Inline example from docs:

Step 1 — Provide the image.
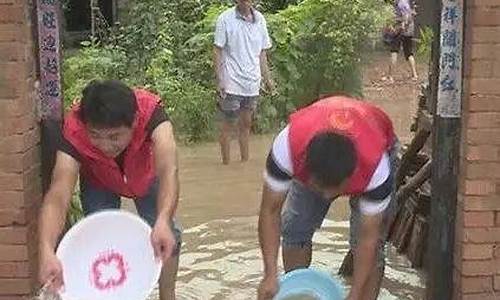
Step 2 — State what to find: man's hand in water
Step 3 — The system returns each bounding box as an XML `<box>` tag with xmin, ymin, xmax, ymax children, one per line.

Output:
<box><xmin>151</xmin><ymin>217</ymin><xmax>176</xmax><ymax>262</ymax></box>
<box><xmin>39</xmin><ymin>249</ymin><xmax>64</xmax><ymax>292</ymax></box>
<box><xmin>257</xmin><ymin>275</ymin><xmax>279</xmax><ymax>300</ymax></box>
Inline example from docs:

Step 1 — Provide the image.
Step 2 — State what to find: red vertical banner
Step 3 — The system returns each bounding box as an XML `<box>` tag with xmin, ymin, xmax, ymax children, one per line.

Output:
<box><xmin>36</xmin><ymin>0</ymin><xmax>63</xmax><ymax>120</ymax></box>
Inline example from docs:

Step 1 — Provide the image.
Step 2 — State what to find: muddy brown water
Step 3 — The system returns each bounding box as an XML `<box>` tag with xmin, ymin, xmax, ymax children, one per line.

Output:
<box><xmin>152</xmin><ymin>137</ymin><xmax>425</xmax><ymax>300</ymax></box>
<box><xmin>128</xmin><ymin>55</ymin><xmax>428</xmax><ymax>299</ymax></box>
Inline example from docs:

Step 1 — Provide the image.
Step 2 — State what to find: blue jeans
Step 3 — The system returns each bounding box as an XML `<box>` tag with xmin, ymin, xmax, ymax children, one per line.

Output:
<box><xmin>80</xmin><ymin>178</ymin><xmax>182</xmax><ymax>255</ymax></box>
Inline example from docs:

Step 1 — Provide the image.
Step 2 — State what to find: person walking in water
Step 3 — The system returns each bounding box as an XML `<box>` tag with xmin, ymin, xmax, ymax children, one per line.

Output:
<box><xmin>213</xmin><ymin>0</ymin><xmax>275</xmax><ymax>164</ymax></box>
<box><xmin>257</xmin><ymin>95</ymin><xmax>399</xmax><ymax>300</ymax></box>
<box><xmin>387</xmin><ymin>0</ymin><xmax>418</xmax><ymax>82</ymax></box>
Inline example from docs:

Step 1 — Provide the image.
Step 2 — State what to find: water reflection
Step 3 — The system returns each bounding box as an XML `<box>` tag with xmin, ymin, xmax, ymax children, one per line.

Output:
<box><xmin>142</xmin><ymin>135</ymin><xmax>425</xmax><ymax>299</ymax></box>
<box><xmin>156</xmin><ymin>216</ymin><xmax>425</xmax><ymax>300</ymax></box>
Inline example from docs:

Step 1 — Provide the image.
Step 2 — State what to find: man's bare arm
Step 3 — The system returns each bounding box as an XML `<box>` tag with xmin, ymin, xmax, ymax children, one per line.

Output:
<box><xmin>39</xmin><ymin>151</ymin><xmax>80</xmax><ymax>254</ymax></box>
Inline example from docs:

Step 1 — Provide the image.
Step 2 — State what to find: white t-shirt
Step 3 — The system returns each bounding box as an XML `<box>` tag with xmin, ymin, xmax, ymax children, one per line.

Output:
<box><xmin>264</xmin><ymin>126</ymin><xmax>393</xmax><ymax>215</ymax></box>
<box><xmin>214</xmin><ymin>7</ymin><xmax>272</xmax><ymax>97</ymax></box>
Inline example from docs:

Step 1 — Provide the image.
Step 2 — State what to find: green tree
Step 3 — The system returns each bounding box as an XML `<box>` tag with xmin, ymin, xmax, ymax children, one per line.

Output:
<box><xmin>63</xmin><ymin>0</ymin><xmax>391</xmax><ymax>139</ymax></box>
<box><xmin>257</xmin><ymin>0</ymin><xmax>302</xmax><ymax>13</ymax></box>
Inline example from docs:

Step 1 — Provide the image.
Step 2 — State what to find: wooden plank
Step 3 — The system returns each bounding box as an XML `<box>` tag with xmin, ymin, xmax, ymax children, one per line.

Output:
<box><xmin>394</xmin><ymin>198</ymin><xmax>417</xmax><ymax>253</ymax></box>
<box><xmin>407</xmin><ymin>214</ymin><xmax>428</xmax><ymax>268</ymax></box>
<box><xmin>427</xmin><ymin>118</ymin><xmax>460</xmax><ymax>299</ymax></box>
<box><xmin>396</xmin><ymin>129</ymin><xmax>431</xmax><ymax>187</ymax></box>
<box><xmin>427</xmin><ymin>0</ymin><xmax>463</xmax><ymax>297</ymax></box>
<box><xmin>36</xmin><ymin>0</ymin><xmax>63</xmax><ymax>120</ymax></box>
<box><xmin>340</xmin><ymin>160</ymin><xmax>432</xmax><ymax>277</ymax></box>
<box><xmin>396</xmin><ymin>160</ymin><xmax>432</xmax><ymax>203</ymax></box>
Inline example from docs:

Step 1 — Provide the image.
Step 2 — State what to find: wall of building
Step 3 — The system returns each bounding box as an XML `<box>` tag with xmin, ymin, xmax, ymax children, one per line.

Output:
<box><xmin>0</xmin><ymin>0</ymin><xmax>42</xmax><ymax>298</ymax></box>
<box><xmin>454</xmin><ymin>0</ymin><xmax>500</xmax><ymax>299</ymax></box>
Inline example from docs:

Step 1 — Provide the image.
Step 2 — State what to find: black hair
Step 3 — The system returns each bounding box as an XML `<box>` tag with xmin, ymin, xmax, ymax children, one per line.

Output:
<box><xmin>79</xmin><ymin>80</ymin><xmax>137</xmax><ymax>128</ymax></box>
<box><xmin>305</xmin><ymin>131</ymin><xmax>357</xmax><ymax>187</ymax></box>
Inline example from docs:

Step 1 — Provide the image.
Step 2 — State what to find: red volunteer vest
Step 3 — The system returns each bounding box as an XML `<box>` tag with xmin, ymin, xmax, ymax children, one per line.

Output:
<box><xmin>63</xmin><ymin>89</ymin><xmax>160</xmax><ymax>198</ymax></box>
<box><xmin>289</xmin><ymin>96</ymin><xmax>395</xmax><ymax>195</ymax></box>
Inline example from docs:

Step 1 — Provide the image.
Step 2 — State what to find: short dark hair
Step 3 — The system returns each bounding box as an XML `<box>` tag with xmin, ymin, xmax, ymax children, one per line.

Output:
<box><xmin>80</xmin><ymin>80</ymin><xmax>137</xmax><ymax>128</ymax></box>
<box><xmin>305</xmin><ymin>131</ymin><xmax>357</xmax><ymax>188</ymax></box>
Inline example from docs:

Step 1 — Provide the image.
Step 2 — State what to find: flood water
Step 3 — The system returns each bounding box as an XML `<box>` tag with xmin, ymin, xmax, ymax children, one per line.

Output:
<box><xmin>140</xmin><ymin>55</ymin><xmax>427</xmax><ymax>299</ymax></box>
<box><xmin>139</xmin><ymin>135</ymin><xmax>425</xmax><ymax>300</ymax></box>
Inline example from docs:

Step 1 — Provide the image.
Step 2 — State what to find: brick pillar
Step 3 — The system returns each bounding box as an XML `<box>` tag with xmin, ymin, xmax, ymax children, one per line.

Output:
<box><xmin>0</xmin><ymin>1</ymin><xmax>41</xmax><ymax>299</ymax></box>
<box><xmin>454</xmin><ymin>0</ymin><xmax>500</xmax><ymax>298</ymax></box>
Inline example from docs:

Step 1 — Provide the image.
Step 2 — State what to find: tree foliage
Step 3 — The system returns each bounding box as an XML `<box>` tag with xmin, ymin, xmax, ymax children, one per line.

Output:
<box><xmin>63</xmin><ymin>0</ymin><xmax>391</xmax><ymax>141</ymax></box>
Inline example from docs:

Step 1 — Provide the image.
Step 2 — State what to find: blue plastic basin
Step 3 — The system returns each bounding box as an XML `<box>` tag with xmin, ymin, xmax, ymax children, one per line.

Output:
<box><xmin>274</xmin><ymin>268</ymin><xmax>344</xmax><ymax>300</ymax></box>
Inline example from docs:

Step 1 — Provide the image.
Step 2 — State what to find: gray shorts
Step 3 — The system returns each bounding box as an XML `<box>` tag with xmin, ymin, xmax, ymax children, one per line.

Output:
<box><xmin>281</xmin><ymin>142</ymin><xmax>399</xmax><ymax>269</ymax></box>
<box><xmin>217</xmin><ymin>93</ymin><xmax>259</xmax><ymax>122</ymax></box>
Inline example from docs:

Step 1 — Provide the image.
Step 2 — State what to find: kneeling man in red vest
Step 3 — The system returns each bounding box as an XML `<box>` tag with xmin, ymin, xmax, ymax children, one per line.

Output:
<box><xmin>38</xmin><ymin>80</ymin><xmax>181</xmax><ymax>300</ymax></box>
<box><xmin>258</xmin><ymin>95</ymin><xmax>398</xmax><ymax>300</ymax></box>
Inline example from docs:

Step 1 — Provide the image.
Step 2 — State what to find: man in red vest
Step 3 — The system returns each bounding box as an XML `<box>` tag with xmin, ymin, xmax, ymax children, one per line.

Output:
<box><xmin>38</xmin><ymin>80</ymin><xmax>181</xmax><ymax>300</ymax></box>
<box><xmin>257</xmin><ymin>96</ymin><xmax>398</xmax><ymax>300</ymax></box>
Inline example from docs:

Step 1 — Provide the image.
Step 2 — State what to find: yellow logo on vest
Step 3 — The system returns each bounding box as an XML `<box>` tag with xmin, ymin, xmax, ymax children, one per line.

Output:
<box><xmin>329</xmin><ymin>111</ymin><xmax>354</xmax><ymax>131</ymax></box>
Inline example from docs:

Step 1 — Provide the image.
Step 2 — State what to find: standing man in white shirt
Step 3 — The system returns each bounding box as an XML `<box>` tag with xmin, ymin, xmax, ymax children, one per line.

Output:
<box><xmin>214</xmin><ymin>0</ymin><xmax>275</xmax><ymax>165</ymax></box>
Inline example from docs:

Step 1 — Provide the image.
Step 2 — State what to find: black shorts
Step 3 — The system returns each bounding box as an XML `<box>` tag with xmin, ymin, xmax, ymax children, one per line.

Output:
<box><xmin>390</xmin><ymin>35</ymin><xmax>415</xmax><ymax>60</ymax></box>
